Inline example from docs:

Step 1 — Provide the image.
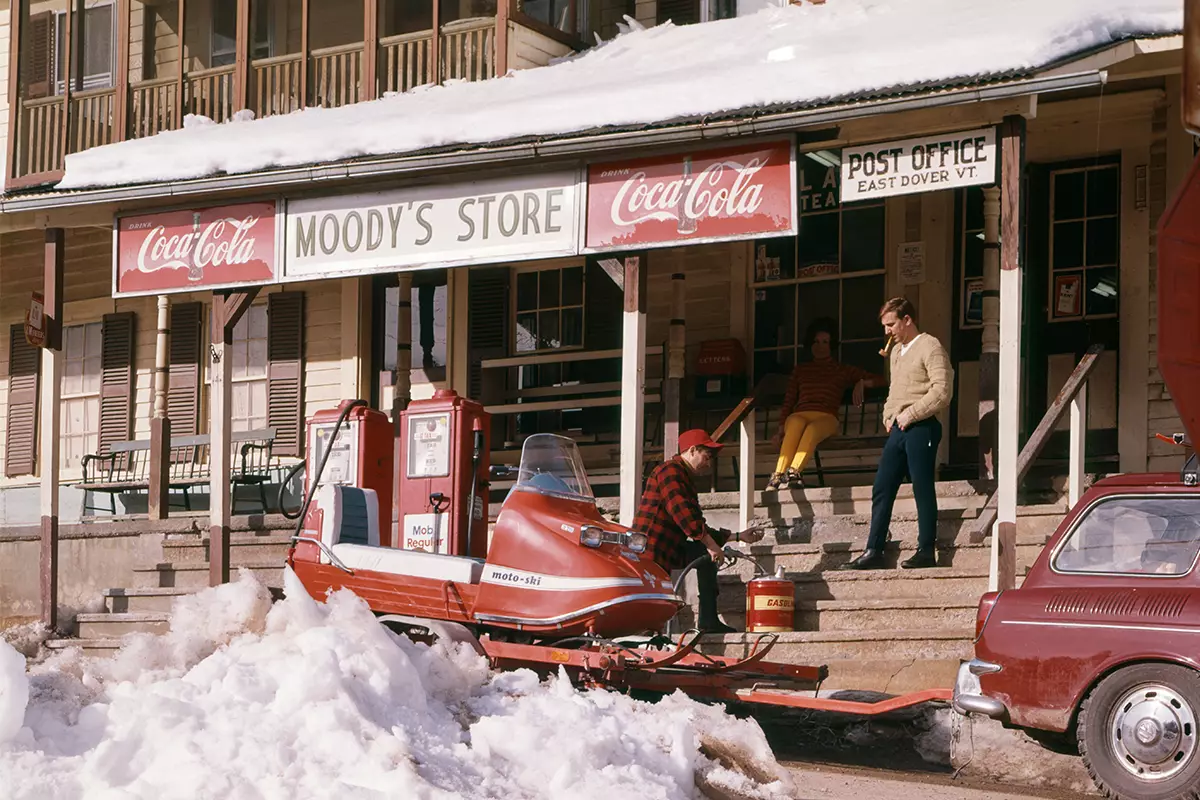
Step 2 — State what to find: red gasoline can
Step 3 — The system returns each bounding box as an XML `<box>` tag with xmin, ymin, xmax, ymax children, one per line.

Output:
<box><xmin>745</xmin><ymin>567</ymin><xmax>795</xmax><ymax>633</ymax></box>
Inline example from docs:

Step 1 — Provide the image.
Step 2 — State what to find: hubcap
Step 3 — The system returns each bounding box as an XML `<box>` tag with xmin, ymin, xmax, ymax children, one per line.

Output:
<box><xmin>1109</xmin><ymin>683</ymin><xmax>1197</xmax><ymax>782</ymax></box>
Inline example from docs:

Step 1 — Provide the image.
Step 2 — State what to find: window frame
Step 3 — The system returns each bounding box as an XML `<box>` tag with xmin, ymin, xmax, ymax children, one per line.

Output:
<box><xmin>229</xmin><ymin>302</ymin><xmax>270</xmax><ymax>433</ymax></box>
<box><xmin>59</xmin><ymin>321</ymin><xmax>104</xmax><ymax>471</ymax></box>
<box><xmin>1049</xmin><ymin>493</ymin><xmax>1200</xmax><ymax>579</ymax></box>
<box><xmin>1046</xmin><ymin>162</ymin><xmax>1121</xmax><ymax>324</ymax></box>
<box><xmin>211</xmin><ymin>0</ymin><xmax>274</xmax><ymax>68</ymax></box>
<box><xmin>511</xmin><ymin>261</ymin><xmax>587</xmax><ymax>356</ymax></box>
<box><xmin>52</xmin><ymin>1</ymin><xmax>117</xmax><ymax>94</ymax></box>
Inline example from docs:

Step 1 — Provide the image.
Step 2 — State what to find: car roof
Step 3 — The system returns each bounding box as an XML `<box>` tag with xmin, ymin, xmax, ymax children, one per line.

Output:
<box><xmin>1091</xmin><ymin>472</ymin><xmax>1193</xmax><ymax>490</ymax></box>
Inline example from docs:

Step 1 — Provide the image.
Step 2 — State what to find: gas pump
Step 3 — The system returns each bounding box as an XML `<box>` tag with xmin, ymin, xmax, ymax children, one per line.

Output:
<box><xmin>395</xmin><ymin>388</ymin><xmax>490</xmax><ymax>559</ymax></box>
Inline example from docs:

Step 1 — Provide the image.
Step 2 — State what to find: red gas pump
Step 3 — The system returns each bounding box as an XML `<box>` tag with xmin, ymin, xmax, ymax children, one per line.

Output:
<box><xmin>395</xmin><ymin>388</ymin><xmax>491</xmax><ymax>559</ymax></box>
<box><xmin>304</xmin><ymin>400</ymin><xmax>394</xmax><ymax>546</ymax></box>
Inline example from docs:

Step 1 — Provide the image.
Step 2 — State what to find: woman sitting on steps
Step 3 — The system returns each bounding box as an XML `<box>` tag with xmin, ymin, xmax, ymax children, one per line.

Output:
<box><xmin>768</xmin><ymin>318</ymin><xmax>886</xmax><ymax>490</ymax></box>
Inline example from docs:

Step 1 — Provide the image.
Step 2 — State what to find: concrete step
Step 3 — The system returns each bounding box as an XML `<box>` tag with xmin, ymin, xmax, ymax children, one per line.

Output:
<box><xmin>717</xmin><ymin>566</ymin><xmax>999</xmax><ymax>606</ymax></box>
<box><xmin>75</xmin><ymin>611</ymin><xmax>171</xmax><ymax>639</ymax></box>
<box><xmin>44</xmin><ymin>637</ymin><xmax>123</xmax><ymax>653</ymax></box>
<box><xmin>161</xmin><ymin>534</ymin><xmax>293</xmax><ymax>564</ymax></box>
<box><xmin>132</xmin><ymin>561</ymin><xmax>285</xmax><ymax>590</ymax></box>
<box><xmin>805</xmin><ymin>657</ymin><xmax>963</xmax><ymax>693</ymax></box>
<box><xmin>719</xmin><ymin>597</ymin><xmax>980</xmax><ymax>633</ymax></box>
<box><xmin>761</xmin><ymin>504</ymin><xmax>1065</xmax><ymax>547</ymax></box>
<box><xmin>103</xmin><ymin>587</ymin><xmax>196</xmax><ymax>614</ymax></box>
<box><xmin>699</xmin><ymin>628</ymin><xmax>974</xmax><ymax>674</ymax></box>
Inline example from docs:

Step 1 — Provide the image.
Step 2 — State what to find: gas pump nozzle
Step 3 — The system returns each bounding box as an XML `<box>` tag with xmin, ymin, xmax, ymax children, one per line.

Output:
<box><xmin>466</xmin><ymin>430</ymin><xmax>486</xmax><ymax>556</ymax></box>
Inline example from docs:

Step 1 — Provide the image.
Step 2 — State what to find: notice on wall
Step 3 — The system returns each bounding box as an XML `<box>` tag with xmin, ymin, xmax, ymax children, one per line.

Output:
<box><xmin>283</xmin><ymin>171</ymin><xmax>580</xmax><ymax>281</ymax></box>
<box><xmin>840</xmin><ymin>127</ymin><xmax>997</xmax><ymax>202</ymax></box>
<box><xmin>898</xmin><ymin>242</ymin><xmax>925</xmax><ymax>285</ymax></box>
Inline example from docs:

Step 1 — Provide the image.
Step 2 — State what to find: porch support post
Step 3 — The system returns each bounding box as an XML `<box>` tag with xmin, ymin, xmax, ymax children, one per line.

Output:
<box><xmin>392</xmin><ymin>274</ymin><xmax>413</xmax><ymax>543</ymax></box>
<box><xmin>1069</xmin><ymin>384</ymin><xmax>1088</xmax><ymax>507</ymax></box>
<box><xmin>990</xmin><ymin>116</ymin><xmax>1025</xmax><ymax>593</ymax></box>
<box><xmin>362</xmin><ymin>0</ymin><xmax>379</xmax><ymax>101</ymax></box>
<box><xmin>149</xmin><ymin>295</ymin><xmax>171</xmax><ymax>520</ymax></box>
<box><xmin>209</xmin><ymin>289</ymin><xmax>259</xmax><ymax>586</ymax></box>
<box><xmin>979</xmin><ymin>186</ymin><xmax>1001</xmax><ymax>480</ymax></box>
<box><xmin>40</xmin><ymin>228</ymin><xmax>64</xmax><ymax>630</ymax></box>
<box><xmin>739</xmin><ymin>411</ymin><xmax>755</xmax><ymax>531</ymax></box>
<box><xmin>663</xmin><ymin>272</ymin><xmax>685</xmax><ymax>458</ymax></box>
<box><xmin>234</xmin><ymin>0</ymin><xmax>251</xmax><ymax>111</ymax></box>
<box><xmin>495</xmin><ymin>0</ymin><xmax>512</xmax><ymax>77</ymax></box>
<box><xmin>619</xmin><ymin>256</ymin><xmax>647</xmax><ymax>527</ymax></box>
<box><xmin>114</xmin><ymin>0</ymin><xmax>131</xmax><ymax>141</ymax></box>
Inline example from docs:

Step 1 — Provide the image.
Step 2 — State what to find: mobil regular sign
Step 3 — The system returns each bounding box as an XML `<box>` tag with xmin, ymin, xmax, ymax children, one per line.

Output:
<box><xmin>840</xmin><ymin>127</ymin><xmax>997</xmax><ymax>203</ymax></box>
<box><xmin>282</xmin><ymin>170</ymin><xmax>580</xmax><ymax>280</ymax></box>
<box><xmin>114</xmin><ymin>201</ymin><xmax>279</xmax><ymax>297</ymax></box>
<box><xmin>584</xmin><ymin>140</ymin><xmax>796</xmax><ymax>251</ymax></box>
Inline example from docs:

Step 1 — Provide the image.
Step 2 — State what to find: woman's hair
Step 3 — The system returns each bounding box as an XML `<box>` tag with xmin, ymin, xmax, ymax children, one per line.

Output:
<box><xmin>804</xmin><ymin>317</ymin><xmax>839</xmax><ymax>353</ymax></box>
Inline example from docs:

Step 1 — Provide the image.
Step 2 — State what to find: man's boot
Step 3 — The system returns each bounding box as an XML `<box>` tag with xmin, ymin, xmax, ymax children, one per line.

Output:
<box><xmin>901</xmin><ymin>549</ymin><xmax>939</xmax><ymax>569</ymax></box>
<box><xmin>843</xmin><ymin>549</ymin><xmax>887</xmax><ymax>570</ymax></box>
<box><xmin>697</xmin><ymin>589</ymin><xmax>736</xmax><ymax>634</ymax></box>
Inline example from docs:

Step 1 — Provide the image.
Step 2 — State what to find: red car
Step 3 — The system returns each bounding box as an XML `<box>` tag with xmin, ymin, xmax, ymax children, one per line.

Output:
<box><xmin>954</xmin><ymin>472</ymin><xmax>1200</xmax><ymax>800</ymax></box>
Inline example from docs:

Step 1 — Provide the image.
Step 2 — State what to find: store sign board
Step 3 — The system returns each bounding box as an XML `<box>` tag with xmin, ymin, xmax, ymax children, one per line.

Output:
<box><xmin>282</xmin><ymin>171</ymin><xmax>581</xmax><ymax>280</ymax></box>
<box><xmin>114</xmin><ymin>201</ymin><xmax>280</xmax><ymax>297</ymax></box>
<box><xmin>584</xmin><ymin>140</ymin><xmax>796</xmax><ymax>251</ymax></box>
<box><xmin>840</xmin><ymin>127</ymin><xmax>997</xmax><ymax>203</ymax></box>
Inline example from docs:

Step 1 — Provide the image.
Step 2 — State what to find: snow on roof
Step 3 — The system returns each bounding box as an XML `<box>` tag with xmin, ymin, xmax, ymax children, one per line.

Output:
<box><xmin>57</xmin><ymin>0</ymin><xmax>1181</xmax><ymax>191</ymax></box>
<box><xmin>0</xmin><ymin>570</ymin><xmax>794</xmax><ymax>799</ymax></box>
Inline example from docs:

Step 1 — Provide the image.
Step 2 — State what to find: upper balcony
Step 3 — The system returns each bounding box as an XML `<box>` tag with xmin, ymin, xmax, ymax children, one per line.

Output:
<box><xmin>5</xmin><ymin>0</ymin><xmax>631</xmax><ymax>191</ymax></box>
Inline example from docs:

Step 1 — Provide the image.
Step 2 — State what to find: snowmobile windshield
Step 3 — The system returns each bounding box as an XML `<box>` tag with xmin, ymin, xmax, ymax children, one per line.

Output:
<box><xmin>514</xmin><ymin>434</ymin><xmax>595</xmax><ymax>503</ymax></box>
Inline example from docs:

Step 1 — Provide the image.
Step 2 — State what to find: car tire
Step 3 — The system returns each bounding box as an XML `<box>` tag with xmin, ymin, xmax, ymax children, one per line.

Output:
<box><xmin>1078</xmin><ymin>663</ymin><xmax>1200</xmax><ymax>800</ymax></box>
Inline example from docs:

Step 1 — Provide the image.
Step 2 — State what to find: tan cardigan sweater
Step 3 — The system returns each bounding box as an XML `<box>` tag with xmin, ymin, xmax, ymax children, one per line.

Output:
<box><xmin>883</xmin><ymin>333</ymin><xmax>954</xmax><ymax>430</ymax></box>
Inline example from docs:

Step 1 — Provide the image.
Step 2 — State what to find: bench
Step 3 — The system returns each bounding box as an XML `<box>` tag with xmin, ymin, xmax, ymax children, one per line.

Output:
<box><xmin>78</xmin><ymin>428</ymin><xmax>280</xmax><ymax>516</ymax></box>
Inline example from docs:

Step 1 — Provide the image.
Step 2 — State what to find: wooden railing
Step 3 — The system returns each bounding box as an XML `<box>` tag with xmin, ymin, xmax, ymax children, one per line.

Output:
<box><xmin>442</xmin><ymin>17</ymin><xmax>495</xmax><ymax>83</ymax></box>
<box><xmin>379</xmin><ymin>31</ymin><xmax>435</xmax><ymax>94</ymax></box>
<box><xmin>130</xmin><ymin>77</ymin><xmax>179</xmax><ymax>139</ymax></box>
<box><xmin>251</xmin><ymin>53</ymin><xmax>304</xmax><ymax>117</ymax></box>
<box><xmin>67</xmin><ymin>87</ymin><xmax>117</xmax><ymax>154</ymax></box>
<box><xmin>19</xmin><ymin>96</ymin><xmax>66</xmax><ymax>176</ymax></box>
<box><xmin>186</xmin><ymin>65</ymin><xmax>236</xmax><ymax>124</ymax></box>
<box><xmin>310</xmin><ymin>43</ymin><xmax>363</xmax><ymax>108</ymax></box>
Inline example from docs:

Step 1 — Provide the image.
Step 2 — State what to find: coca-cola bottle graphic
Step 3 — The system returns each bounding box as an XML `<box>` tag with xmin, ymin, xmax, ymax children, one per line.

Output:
<box><xmin>677</xmin><ymin>156</ymin><xmax>698</xmax><ymax>235</ymax></box>
<box><xmin>187</xmin><ymin>212</ymin><xmax>203</xmax><ymax>281</ymax></box>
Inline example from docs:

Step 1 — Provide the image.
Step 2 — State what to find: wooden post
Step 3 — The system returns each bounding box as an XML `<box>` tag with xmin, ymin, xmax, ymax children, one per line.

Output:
<box><xmin>40</xmin><ymin>228</ymin><xmax>64</xmax><ymax>630</ymax></box>
<box><xmin>60</xmin><ymin>4</ymin><xmax>74</xmax><ymax>163</ymax></box>
<box><xmin>209</xmin><ymin>289</ymin><xmax>259</xmax><ymax>586</ymax></box>
<box><xmin>739</xmin><ymin>410</ymin><xmax>756</xmax><ymax>531</ymax></box>
<box><xmin>979</xmin><ymin>186</ymin><xmax>1001</xmax><ymax>480</ymax></box>
<box><xmin>114</xmin><ymin>0</ymin><xmax>131</xmax><ymax>142</ymax></box>
<box><xmin>392</xmin><ymin>274</ymin><xmax>413</xmax><ymax>546</ymax></box>
<box><xmin>149</xmin><ymin>295</ymin><xmax>171</xmax><ymax>520</ymax></box>
<box><xmin>495</xmin><ymin>0</ymin><xmax>511</xmax><ymax>77</ymax></box>
<box><xmin>175</xmin><ymin>0</ymin><xmax>186</xmax><ymax>129</ymax></box>
<box><xmin>1069</xmin><ymin>382</ymin><xmax>1088</xmax><ymax>507</ymax></box>
<box><xmin>663</xmin><ymin>271</ymin><xmax>685</xmax><ymax>458</ymax></box>
<box><xmin>991</xmin><ymin>116</ymin><xmax>1025</xmax><ymax>593</ymax></box>
<box><xmin>234</xmin><ymin>0</ymin><xmax>251</xmax><ymax>111</ymax></box>
<box><xmin>4</xmin><ymin>0</ymin><xmax>22</xmax><ymax>186</ymax></box>
<box><xmin>299</xmin><ymin>0</ymin><xmax>310</xmax><ymax>108</ymax></box>
<box><xmin>619</xmin><ymin>256</ymin><xmax>647</xmax><ymax>527</ymax></box>
<box><xmin>363</xmin><ymin>0</ymin><xmax>379</xmax><ymax>101</ymax></box>
<box><xmin>430</xmin><ymin>0</ymin><xmax>441</xmax><ymax>85</ymax></box>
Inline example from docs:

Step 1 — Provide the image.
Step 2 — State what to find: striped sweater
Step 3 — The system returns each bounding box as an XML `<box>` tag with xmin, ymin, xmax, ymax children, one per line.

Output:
<box><xmin>780</xmin><ymin>359</ymin><xmax>878</xmax><ymax>419</ymax></box>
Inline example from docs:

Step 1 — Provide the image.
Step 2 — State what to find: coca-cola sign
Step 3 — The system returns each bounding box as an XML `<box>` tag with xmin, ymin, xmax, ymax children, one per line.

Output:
<box><xmin>114</xmin><ymin>201</ymin><xmax>279</xmax><ymax>297</ymax></box>
<box><xmin>585</xmin><ymin>141</ymin><xmax>796</xmax><ymax>251</ymax></box>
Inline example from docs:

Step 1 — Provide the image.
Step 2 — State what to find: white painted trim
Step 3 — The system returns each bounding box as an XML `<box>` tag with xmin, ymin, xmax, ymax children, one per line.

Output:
<box><xmin>739</xmin><ymin>410</ymin><xmax>756</xmax><ymax>531</ymax></box>
<box><xmin>40</xmin><ymin>348</ymin><xmax>63</xmax><ymax>518</ymax></box>
<box><xmin>209</xmin><ymin>337</ymin><xmax>233</xmax><ymax>537</ymax></box>
<box><xmin>991</xmin><ymin>266</ymin><xmax>1022</xmax><ymax>593</ymax></box>
<box><xmin>1001</xmin><ymin>620</ymin><xmax>1200</xmax><ymax>635</ymax></box>
<box><xmin>1069</xmin><ymin>382</ymin><xmax>1087</xmax><ymax>508</ymax></box>
<box><xmin>619</xmin><ymin>294</ymin><xmax>647</xmax><ymax>528</ymax></box>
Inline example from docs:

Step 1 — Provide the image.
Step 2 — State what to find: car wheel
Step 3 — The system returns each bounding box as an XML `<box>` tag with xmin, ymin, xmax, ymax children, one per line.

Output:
<box><xmin>1078</xmin><ymin>664</ymin><xmax>1200</xmax><ymax>800</ymax></box>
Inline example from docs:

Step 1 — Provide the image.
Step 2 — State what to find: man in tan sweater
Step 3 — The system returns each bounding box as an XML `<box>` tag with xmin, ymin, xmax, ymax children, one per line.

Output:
<box><xmin>847</xmin><ymin>297</ymin><xmax>953</xmax><ymax>570</ymax></box>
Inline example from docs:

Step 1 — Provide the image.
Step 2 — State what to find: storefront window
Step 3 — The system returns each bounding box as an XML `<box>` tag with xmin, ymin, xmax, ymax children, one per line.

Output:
<box><xmin>514</xmin><ymin>264</ymin><xmax>584</xmax><ymax>353</ymax></box>
<box><xmin>959</xmin><ymin>186</ymin><xmax>985</xmax><ymax>329</ymax></box>
<box><xmin>1049</xmin><ymin>164</ymin><xmax>1120</xmax><ymax>321</ymax></box>
<box><xmin>752</xmin><ymin>150</ymin><xmax>888</xmax><ymax>380</ymax></box>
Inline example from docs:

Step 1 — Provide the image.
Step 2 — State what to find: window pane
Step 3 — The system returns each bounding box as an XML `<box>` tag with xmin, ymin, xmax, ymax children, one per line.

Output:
<box><xmin>83</xmin><ymin>5</ymin><xmax>114</xmax><ymax>82</ymax></box>
<box><xmin>515</xmin><ymin>313</ymin><xmax>537</xmax><ymax>352</ymax></box>
<box><xmin>1086</xmin><ymin>166</ymin><xmax>1120</xmax><ymax>217</ymax></box>
<box><xmin>965</xmin><ymin>187</ymin><xmax>984</xmax><ymax>231</ymax></box>
<box><xmin>85</xmin><ymin>324</ymin><xmax>102</xmax><ymax>358</ymax></box>
<box><xmin>964</xmin><ymin>233</ymin><xmax>984</xmax><ymax>278</ymax></box>
<box><xmin>412</xmin><ymin>281</ymin><xmax>447</xmax><ymax>370</ymax></box>
<box><xmin>754</xmin><ymin>348</ymin><xmax>793</xmax><ymax>379</ymax></box>
<box><xmin>841</xmin><ymin>275</ymin><xmax>886</xmax><ymax>341</ymax></box>
<box><xmin>516</xmin><ymin>272</ymin><xmax>538</xmax><ymax>312</ymax></box>
<box><xmin>1054</xmin><ymin>497</ymin><xmax>1200</xmax><ymax>575</ymax></box>
<box><xmin>754</xmin><ymin>285</ymin><xmax>796</xmax><ymax>349</ymax></box>
<box><xmin>1052</xmin><ymin>221</ymin><xmax>1084</xmax><ymax>270</ymax></box>
<box><xmin>1085</xmin><ymin>267</ymin><xmax>1119</xmax><ymax>317</ymax></box>
<box><xmin>799</xmin><ymin>158</ymin><xmax>839</xmax><ymax>214</ymax></box>
<box><xmin>841</xmin><ymin>340</ymin><xmax>886</xmax><ymax>376</ymax></box>
<box><xmin>249</xmin><ymin>305</ymin><xmax>268</xmax><ymax>339</ymax></box>
<box><xmin>561</xmin><ymin>266</ymin><xmax>583</xmax><ymax>306</ymax></box>
<box><xmin>753</xmin><ymin>239</ymin><xmax>795</xmax><ymax>282</ymax></box>
<box><xmin>796</xmin><ymin>280</ymin><xmax>840</xmax><ymax>352</ymax></box>
<box><xmin>561</xmin><ymin>307</ymin><xmax>583</xmax><ymax>348</ymax></box>
<box><xmin>1086</xmin><ymin>217</ymin><xmax>1119</xmax><ymax>267</ymax></box>
<box><xmin>539</xmin><ymin>269</ymin><xmax>560</xmax><ymax>308</ymax></box>
<box><xmin>797</xmin><ymin>212</ymin><xmax>839</xmax><ymax>275</ymax></box>
<box><xmin>842</xmin><ymin>205</ymin><xmax>885</xmax><ymax>273</ymax></box>
<box><xmin>538</xmin><ymin>310</ymin><xmax>560</xmax><ymax>349</ymax></box>
<box><xmin>1053</xmin><ymin>171</ymin><xmax>1086</xmax><ymax>220</ymax></box>
<box><xmin>248</xmin><ymin>338</ymin><xmax>268</xmax><ymax>377</ymax></box>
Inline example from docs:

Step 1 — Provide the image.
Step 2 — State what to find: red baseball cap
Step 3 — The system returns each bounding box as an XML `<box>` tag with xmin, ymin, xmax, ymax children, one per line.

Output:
<box><xmin>678</xmin><ymin>429</ymin><xmax>723</xmax><ymax>452</ymax></box>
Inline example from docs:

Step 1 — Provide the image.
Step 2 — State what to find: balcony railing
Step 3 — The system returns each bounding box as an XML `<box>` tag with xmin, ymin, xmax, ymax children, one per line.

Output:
<box><xmin>9</xmin><ymin>19</ymin><xmax>501</xmax><ymax>188</ymax></box>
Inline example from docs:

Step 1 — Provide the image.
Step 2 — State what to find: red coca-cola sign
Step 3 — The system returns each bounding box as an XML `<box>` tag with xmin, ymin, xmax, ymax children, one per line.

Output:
<box><xmin>114</xmin><ymin>201</ymin><xmax>278</xmax><ymax>296</ymax></box>
<box><xmin>585</xmin><ymin>141</ymin><xmax>795</xmax><ymax>251</ymax></box>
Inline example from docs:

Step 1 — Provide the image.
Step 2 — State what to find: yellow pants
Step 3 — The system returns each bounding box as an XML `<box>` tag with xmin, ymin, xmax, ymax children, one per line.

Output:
<box><xmin>775</xmin><ymin>411</ymin><xmax>840</xmax><ymax>474</ymax></box>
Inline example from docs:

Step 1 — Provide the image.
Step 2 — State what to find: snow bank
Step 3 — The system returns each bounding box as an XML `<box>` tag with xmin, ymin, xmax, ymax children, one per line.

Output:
<box><xmin>0</xmin><ymin>569</ymin><xmax>792</xmax><ymax>800</ymax></box>
<box><xmin>57</xmin><ymin>0</ymin><xmax>1180</xmax><ymax>190</ymax></box>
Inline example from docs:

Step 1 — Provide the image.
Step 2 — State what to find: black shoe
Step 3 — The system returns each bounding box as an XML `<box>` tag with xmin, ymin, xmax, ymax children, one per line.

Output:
<box><xmin>901</xmin><ymin>550</ymin><xmax>939</xmax><ymax>569</ymax></box>
<box><xmin>698</xmin><ymin>618</ymin><xmax>737</xmax><ymax>635</ymax></box>
<box><xmin>844</xmin><ymin>549</ymin><xmax>887</xmax><ymax>570</ymax></box>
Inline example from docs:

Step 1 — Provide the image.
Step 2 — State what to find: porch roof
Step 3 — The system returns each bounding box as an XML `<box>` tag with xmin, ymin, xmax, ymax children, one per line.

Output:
<box><xmin>1</xmin><ymin>0</ymin><xmax>1181</xmax><ymax>211</ymax></box>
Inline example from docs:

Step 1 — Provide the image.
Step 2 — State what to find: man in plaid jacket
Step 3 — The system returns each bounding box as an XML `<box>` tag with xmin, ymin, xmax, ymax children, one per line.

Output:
<box><xmin>635</xmin><ymin>429</ymin><xmax>765</xmax><ymax>634</ymax></box>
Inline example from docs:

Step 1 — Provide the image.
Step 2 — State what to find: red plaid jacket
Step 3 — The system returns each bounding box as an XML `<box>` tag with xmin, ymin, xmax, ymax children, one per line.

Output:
<box><xmin>634</xmin><ymin>457</ymin><xmax>730</xmax><ymax>571</ymax></box>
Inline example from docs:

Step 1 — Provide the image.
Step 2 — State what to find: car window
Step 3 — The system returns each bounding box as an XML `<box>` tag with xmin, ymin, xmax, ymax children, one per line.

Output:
<box><xmin>1054</xmin><ymin>496</ymin><xmax>1200</xmax><ymax>576</ymax></box>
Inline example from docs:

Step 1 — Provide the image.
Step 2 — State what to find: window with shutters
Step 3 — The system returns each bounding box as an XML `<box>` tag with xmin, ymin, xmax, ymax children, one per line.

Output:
<box><xmin>52</xmin><ymin>3</ymin><xmax>117</xmax><ymax>93</ymax></box>
<box><xmin>231</xmin><ymin>304</ymin><xmax>269</xmax><ymax>432</ymax></box>
<box><xmin>60</xmin><ymin>322</ymin><xmax>103</xmax><ymax>470</ymax></box>
<box><xmin>5</xmin><ymin>324</ymin><xmax>42</xmax><ymax>478</ymax></box>
<box><xmin>514</xmin><ymin>264</ymin><xmax>584</xmax><ymax>354</ymax></box>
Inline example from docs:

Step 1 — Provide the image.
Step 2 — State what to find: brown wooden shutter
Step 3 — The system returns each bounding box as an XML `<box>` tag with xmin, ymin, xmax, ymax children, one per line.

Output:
<box><xmin>167</xmin><ymin>302</ymin><xmax>203</xmax><ymax>438</ymax></box>
<box><xmin>657</xmin><ymin>0</ymin><xmax>700</xmax><ymax>25</ymax></box>
<box><xmin>98</xmin><ymin>312</ymin><xmax>136</xmax><ymax>456</ymax></box>
<box><xmin>267</xmin><ymin>292</ymin><xmax>305</xmax><ymax>456</ymax></box>
<box><xmin>467</xmin><ymin>267</ymin><xmax>510</xmax><ymax>402</ymax></box>
<box><xmin>24</xmin><ymin>12</ymin><xmax>55</xmax><ymax>99</ymax></box>
<box><xmin>5</xmin><ymin>324</ymin><xmax>41</xmax><ymax>477</ymax></box>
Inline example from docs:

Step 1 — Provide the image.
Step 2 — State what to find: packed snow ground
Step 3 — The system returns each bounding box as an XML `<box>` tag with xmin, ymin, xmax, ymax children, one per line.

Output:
<box><xmin>57</xmin><ymin>0</ymin><xmax>1180</xmax><ymax>190</ymax></box>
<box><xmin>0</xmin><ymin>570</ymin><xmax>793</xmax><ymax>800</ymax></box>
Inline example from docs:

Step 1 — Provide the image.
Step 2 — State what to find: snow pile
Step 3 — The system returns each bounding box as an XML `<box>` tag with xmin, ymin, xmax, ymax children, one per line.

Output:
<box><xmin>0</xmin><ymin>569</ymin><xmax>792</xmax><ymax>800</ymax></box>
<box><xmin>57</xmin><ymin>0</ymin><xmax>1180</xmax><ymax>190</ymax></box>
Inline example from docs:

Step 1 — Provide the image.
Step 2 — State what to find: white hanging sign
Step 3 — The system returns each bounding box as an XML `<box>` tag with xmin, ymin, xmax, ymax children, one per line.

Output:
<box><xmin>840</xmin><ymin>127</ymin><xmax>997</xmax><ymax>202</ymax></box>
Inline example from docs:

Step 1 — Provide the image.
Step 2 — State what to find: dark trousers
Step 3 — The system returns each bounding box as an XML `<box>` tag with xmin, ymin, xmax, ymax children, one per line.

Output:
<box><xmin>866</xmin><ymin>418</ymin><xmax>943</xmax><ymax>552</ymax></box>
<box><xmin>681</xmin><ymin>538</ymin><xmax>721</xmax><ymax>620</ymax></box>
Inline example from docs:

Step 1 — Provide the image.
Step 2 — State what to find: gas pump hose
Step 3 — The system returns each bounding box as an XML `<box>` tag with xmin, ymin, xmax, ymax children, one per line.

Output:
<box><xmin>291</xmin><ymin>399</ymin><xmax>368</xmax><ymax>536</ymax></box>
<box><xmin>278</xmin><ymin>461</ymin><xmax>306</xmax><ymax>520</ymax></box>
